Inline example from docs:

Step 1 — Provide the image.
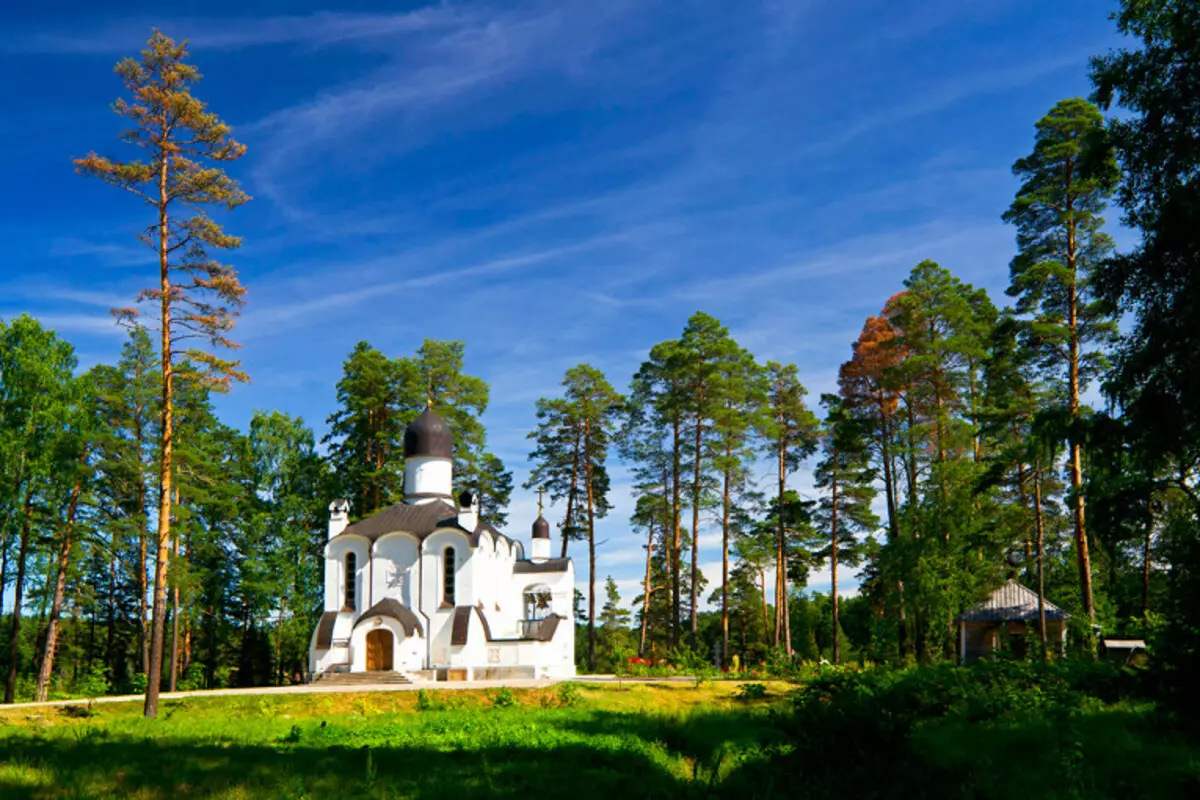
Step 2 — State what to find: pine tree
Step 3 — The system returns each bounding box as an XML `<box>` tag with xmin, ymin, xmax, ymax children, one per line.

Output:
<box><xmin>711</xmin><ymin>348</ymin><xmax>763</xmax><ymax>663</ymax></box>
<box><xmin>473</xmin><ymin>453</ymin><xmax>512</xmax><ymax>528</ymax></box>
<box><xmin>813</xmin><ymin>395</ymin><xmax>879</xmax><ymax>665</ymax></box>
<box><xmin>629</xmin><ymin>339</ymin><xmax>689</xmax><ymax>647</ymax></box>
<box><xmin>406</xmin><ymin>339</ymin><xmax>490</xmax><ymax>484</ymax></box>
<box><xmin>324</xmin><ymin>342</ymin><xmax>405</xmax><ymax>518</ymax></box>
<box><xmin>1004</xmin><ymin>98</ymin><xmax>1118</xmax><ymax>652</ymax></box>
<box><xmin>677</xmin><ymin>312</ymin><xmax>742</xmax><ymax>647</ymax></box>
<box><xmin>34</xmin><ymin>369</ymin><xmax>101</xmax><ymax>701</ymax></box>
<box><xmin>0</xmin><ymin>315</ymin><xmax>78</xmax><ymax>703</ymax></box>
<box><xmin>75</xmin><ymin>32</ymin><xmax>250</xmax><ymax>718</ymax></box>
<box><xmin>759</xmin><ymin>362</ymin><xmax>818</xmax><ymax>653</ymax></box>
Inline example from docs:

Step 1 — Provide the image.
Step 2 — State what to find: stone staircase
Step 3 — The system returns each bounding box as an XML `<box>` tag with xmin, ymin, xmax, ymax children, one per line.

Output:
<box><xmin>314</xmin><ymin>670</ymin><xmax>414</xmax><ymax>686</ymax></box>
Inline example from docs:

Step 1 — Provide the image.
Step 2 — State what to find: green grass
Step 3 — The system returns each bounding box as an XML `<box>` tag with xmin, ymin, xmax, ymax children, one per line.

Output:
<box><xmin>0</xmin><ymin>682</ymin><xmax>787</xmax><ymax>799</ymax></box>
<box><xmin>0</xmin><ymin>672</ymin><xmax>1196</xmax><ymax>799</ymax></box>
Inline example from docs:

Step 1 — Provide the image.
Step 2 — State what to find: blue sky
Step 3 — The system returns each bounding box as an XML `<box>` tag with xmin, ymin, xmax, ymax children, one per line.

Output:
<box><xmin>0</xmin><ymin>0</ymin><xmax>1127</xmax><ymax>609</ymax></box>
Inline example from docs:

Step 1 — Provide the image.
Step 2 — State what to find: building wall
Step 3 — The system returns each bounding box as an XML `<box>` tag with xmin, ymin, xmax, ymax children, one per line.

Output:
<box><xmin>312</xmin><ymin>523</ymin><xmax>575</xmax><ymax>678</ymax></box>
<box><xmin>371</xmin><ymin>533</ymin><xmax>420</xmax><ymax>607</ymax></box>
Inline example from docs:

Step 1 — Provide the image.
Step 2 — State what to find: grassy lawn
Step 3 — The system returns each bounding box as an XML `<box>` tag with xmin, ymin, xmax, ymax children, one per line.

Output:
<box><xmin>1</xmin><ymin>673</ymin><xmax>1196</xmax><ymax>799</ymax></box>
<box><xmin>0</xmin><ymin>681</ymin><xmax>790</xmax><ymax>799</ymax></box>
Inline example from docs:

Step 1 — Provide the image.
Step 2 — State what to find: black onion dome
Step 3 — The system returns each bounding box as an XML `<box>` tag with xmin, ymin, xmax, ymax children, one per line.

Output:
<box><xmin>404</xmin><ymin>407</ymin><xmax>454</xmax><ymax>458</ymax></box>
<box><xmin>532</xmin><ymin>515</ymin><xmax>551</xmax><ymax>540</ymax></box>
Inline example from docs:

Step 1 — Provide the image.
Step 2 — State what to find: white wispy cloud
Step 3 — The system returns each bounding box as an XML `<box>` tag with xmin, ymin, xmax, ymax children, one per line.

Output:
<box><xmin>4</xmin><ymin>8</ymin><xmax>463</xmax><ymax>55</ymax></box>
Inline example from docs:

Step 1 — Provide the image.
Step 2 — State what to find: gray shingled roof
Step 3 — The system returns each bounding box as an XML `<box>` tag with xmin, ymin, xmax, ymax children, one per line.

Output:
<box><xmin>333</xmin><ymin>500</ymin><xmax>516</xmax><ymax>550</ymax></box>
<box><xmin>955</xmin><ymin>580</ymin><xmax>1070</xmax><ymax>622</ymax></box>
<box><xmin>514</xmin><ymin>558</ymin><xmax>571</xmax><ymax>574</ymax></box>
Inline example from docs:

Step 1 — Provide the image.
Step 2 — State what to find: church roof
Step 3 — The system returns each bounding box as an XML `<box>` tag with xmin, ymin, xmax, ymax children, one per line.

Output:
<box><xmin>514</xmin><ymin>558</ymin><xmax>571</xmax><ymax>574</ymax></box>
<box><xmin>955</xmin><ymin>580</ymin><xmax>1071</xmax><ymax>622</ymax></box>
<box><xmin>451</xmin><ymin>605</ymin><xmax>493</xmax><ymax>646</ymax></box>
<box><xmin>404</xmin><ymin>406</ymin><xmax>454</xmax><ymax>459</ymax></box>
<box><xmin>333</xmin><ymin>500</ymin><xmax>517</xmax><ymax>550</ymax></box>
<box><xmin>354</xmin><ymin>598</ymin><xmax>424</xmax><ymax>637</ymax></box>
<box><xmin>532</xmin><ymin>515</ymin><xmax>551</xmax><ymax>540</ymax></box>
<box><xmin>314</xmin><ymin>610</ymin><xmax>338</xmax><ymax>651</ymax></box>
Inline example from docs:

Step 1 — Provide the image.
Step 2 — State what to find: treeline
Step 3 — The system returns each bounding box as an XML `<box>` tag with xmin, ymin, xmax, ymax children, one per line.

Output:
<box><xmin>3</xmin><ymin>0</ymin><xmax>1198</xmax><ymax>706</ymax></box>
<box><xmin>536</xmin><ymin>1</ymin><xmax>1200</xmax><ymax>675</ymax></box>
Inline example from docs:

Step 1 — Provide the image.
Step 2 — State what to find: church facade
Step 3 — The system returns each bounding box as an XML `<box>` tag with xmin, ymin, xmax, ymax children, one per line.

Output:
<box><xmin>309</xmin><ymin>407</ymin><xmax>575</xmax><ymax>680</ymax></box>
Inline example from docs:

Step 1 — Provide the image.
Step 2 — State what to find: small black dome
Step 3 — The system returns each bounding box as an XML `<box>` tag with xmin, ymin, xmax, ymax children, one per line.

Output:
<box><xmin>532</xmin><ymin>515</ymin><xmax>551</xmax><ymax>540</ymax></box>
<box><xmin>404</xmin><ymin>407</ymin><xmax>453</xmax><ymax>458</ymax></box>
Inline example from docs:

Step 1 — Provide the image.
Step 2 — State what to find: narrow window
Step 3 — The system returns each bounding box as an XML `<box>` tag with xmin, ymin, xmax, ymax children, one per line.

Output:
<box><xmin>345</xmin><ymin>552</ymin><xmax>357</xmax><ymax>611</ymax></box>
<box><xmin>443</xmin><ymin>546</ymin><xmax>456</xmax><ymax>606</ymax></box>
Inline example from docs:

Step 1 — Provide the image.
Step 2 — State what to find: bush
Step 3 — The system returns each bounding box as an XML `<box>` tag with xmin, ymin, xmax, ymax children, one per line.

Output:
<box><xmin>488</xmin><ymin>686</ymin><xmax>516</xmax><ymax>708</ymax></box>
<box><xmin>723</xmin><ymin>659</ymin><xmax>1156</xmax><ymax>798</ymax></box>
<box><xmin>127</xmin><ymin>673</ymin><xmax>148</xmax><ymax>694</ymax></box>
<box><xmin>416</xmin><ymin>689</ymin><xmax>447</xmax><ymax>712</ymax></box>
<box><xmin>72</xmin><ymin>665</ymin><xmax>110</xmax><ymax>699</ymax></box>
<box><xmin>555</xmin><ymin>681</ymin><xmax>583</xmax><ymax>708</ymax></box>
<box><xmin>734</xmin><ymin>683</ymin><xmax>768</xmax><ymax>701</ymax></box>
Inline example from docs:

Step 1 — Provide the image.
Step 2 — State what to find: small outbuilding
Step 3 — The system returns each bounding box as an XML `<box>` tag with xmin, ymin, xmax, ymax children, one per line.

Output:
<box><xmin>955</xmin><ymin>580</ymin><xmax>1070</xmax><ymax>663</ymax></box>
<box><xmin>1100</xmin><ymin>638</ymin><xmax>1147</xmax><ymax>666</ymax></box>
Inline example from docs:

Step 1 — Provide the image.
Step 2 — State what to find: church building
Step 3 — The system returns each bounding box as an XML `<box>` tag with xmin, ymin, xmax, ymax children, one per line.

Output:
<box><xmin>309</xmin><ymin>407</ymin><xmax>576</xmax><ymax>681</ymax></box>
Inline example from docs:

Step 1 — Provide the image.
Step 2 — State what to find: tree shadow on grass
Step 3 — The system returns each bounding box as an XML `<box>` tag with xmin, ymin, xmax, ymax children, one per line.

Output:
<box><xmin>0</xmin><ymin>737</ymin><xmax>691</xmax><ymax>800</ymax></box>
<box><xmin>552</xmin><ymin>707</ymin><xmax>785</xmax><ymax>767</ymax></box>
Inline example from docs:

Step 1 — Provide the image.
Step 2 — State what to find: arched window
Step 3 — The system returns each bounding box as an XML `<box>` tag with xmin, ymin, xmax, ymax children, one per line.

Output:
<box><xmin>443</xmin><ymin>546</ymin><xmax>456</xmax><ymax>606</ymax></box>
<box><xmin>344</xmin><ymin>552</ymin><xmax>357</xmax><ymax>611</ymax></box>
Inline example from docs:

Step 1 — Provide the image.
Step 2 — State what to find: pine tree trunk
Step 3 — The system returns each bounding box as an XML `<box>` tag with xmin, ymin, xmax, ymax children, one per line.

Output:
<box><xmin>775</xmin><ymin>434</ymin><xmax>786</xmax><ymax>649</ymax></box>
<box><xmin>1142</xmin><ymin>498</ymin><xmax>1153</xmax><ymax>620</ymax></box>
<box><xmin>639</xmin><ymin>520</ymin><xmax>655</xmax><ymax>657</ymax></box>
<box><xmin>671</xmin><ymin>400</ymin><xmax>683</xmax><ymax>649</ymax></box>
<box><xmin>562</xmin><ymin>429</ymin><xmax>581</xmax><ymax>559</ymax></box>
<box><xmin>5</xmin><ymin>492</ymin><xmax>35</xmax><ymax>703</ymax></box>
<box><xmin>145</xmin><ymin>151</ymin><xmax>174</xmax><ymax>720</ymax></box>
<box><xmin>759</xmin><ymin>569</ymin><xmax>770</xmax><ymax>645</ymax></box>
<box><xmin>721</xmin><ymin>456</ymin><xmax>731</xmax><ymax>665</ymax></box>
<box><xmin>134</xmin><ymin>389</ymin><xmax>150</xmax><ymax>678</ymax></box>
<box><xmin>169</xmin><ymin>502</ymin><xmax>180</xmax><ymax>693</ymax></box>
<box><xmin>831</xmin><ymin>472</ymin><xmax>840</xmax><ymax>666</ymax></box>
<box><xmin>689</xmin><ymin>400</ymin><xmax>704</xmax><ymax>648</ymax></box>
<box><xmin>1033</xmin><ymin>458</ymin><xmax>1048</xmax><ymax>658</ymax></box>
<box><xmin>1067</xmin><ymin>305</ymin><xmax>1096</xmax><ymax>655</ymax></box>
<box><xmin>584</xmin><ymin>419</ymin><xmax>597</xmax><ymax>673</ymax></box>
<box><xmin>877</xmin><ymin>393</ymin><xmax>898</xmax><ymax>540</ymax></box>
<box><xmin>35</xmin><ymin>457</ymin><xmax>87</xmax><ymax>702</ymax></box>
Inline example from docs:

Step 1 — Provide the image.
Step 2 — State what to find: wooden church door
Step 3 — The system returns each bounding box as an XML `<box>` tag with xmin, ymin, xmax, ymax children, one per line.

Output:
<box><xmin>366</xmin><ymin>629</ymin><xmax>393</xmax><ymax>671</ymax></box>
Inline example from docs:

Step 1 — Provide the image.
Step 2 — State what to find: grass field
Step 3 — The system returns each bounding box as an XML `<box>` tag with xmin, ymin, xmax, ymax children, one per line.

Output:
<box><xmin>0</xmin><ymin>681</ymin><xmax>789</xmax><ymax>799</ymax></box>
<box><xmin>1</xmin><ymin>670</ymin><xmax>1197</xmax><ymax>799</ymax></box>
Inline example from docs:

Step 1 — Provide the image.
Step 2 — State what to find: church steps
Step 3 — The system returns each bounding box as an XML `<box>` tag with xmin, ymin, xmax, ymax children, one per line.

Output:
<box><xmin>314</xmin><ymin>671</ymin><xmax>414</xmax><ymax>686</ymax></box>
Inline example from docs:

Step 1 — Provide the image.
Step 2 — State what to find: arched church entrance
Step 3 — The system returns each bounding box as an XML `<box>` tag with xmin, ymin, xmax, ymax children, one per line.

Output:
<box><xmin>366</xmin><ymin>629</ymin><xmax>394</xmax><ymax>671</ymax></box>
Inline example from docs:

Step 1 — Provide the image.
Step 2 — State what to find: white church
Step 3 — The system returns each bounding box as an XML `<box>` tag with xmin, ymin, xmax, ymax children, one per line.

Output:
<box><xmin>309</xmin><ymin>407</ymin><xmax>576</xmax><ymax>681</ymax></box>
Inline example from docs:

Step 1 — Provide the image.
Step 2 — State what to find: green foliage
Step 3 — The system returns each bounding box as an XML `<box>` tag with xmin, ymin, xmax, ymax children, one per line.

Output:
<box><xmin>734</xmin><ymin>683</ymin><xmax>767</xmax><ymax>700</ymax></box>
<box><xmin>72</xmin><ymin>666</ymin><xmax>111</xmax><ymax>700</ymax></box>
<box><xmin>727</xmin><ymin>660</ymin><xmax>1195</xmax><ymax>799</ymax></box>
<box><xmin>555</xmin><ymin>682</ymin><xmax>583</xmax><ymax>708</ymax></box>
<box><xmin>487</xmin><ymin>686</ymin><xmax>517</xmax><ymax>708</ymax></box>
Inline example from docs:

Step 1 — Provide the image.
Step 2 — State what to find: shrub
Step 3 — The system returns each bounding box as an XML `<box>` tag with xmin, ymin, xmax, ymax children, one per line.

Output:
<box><xmin>734</xmin><ymin>683</ymin><xmax>768</xmax><ymax>701</ymax></box>
<box><xmin>488</xmin><ymin>686</ymin><xmax>516</xmax><ymax>708</ymax></box>
<box><xmin>555</xmin><ymin>681</ymin><xmax>583</xmax><ymax>708</ymax></box>
<box><xmin>72</xmin><ymin>665</ymin><xmax>110</xmax><ymax>699</ymax></box>
<box><xmin>416</xmin><ymin>689</ymin><xmax>446</xmax><ymax>712</ymax></box>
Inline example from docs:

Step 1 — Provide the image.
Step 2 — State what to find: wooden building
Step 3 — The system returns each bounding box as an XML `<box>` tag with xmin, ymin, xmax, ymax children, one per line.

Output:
<box><xmin>955</xmin><ymin>580</ymin><xmax>1070</xmax><ymax>663</ymax></box>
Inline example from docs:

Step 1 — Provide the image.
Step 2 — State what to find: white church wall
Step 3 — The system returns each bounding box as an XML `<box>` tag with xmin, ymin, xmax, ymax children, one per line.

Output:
<box><xmin>371</xmin><ymin>533</ymin><xmax>420</xmax><ymax>607</ymax></box>
<box><xmin>423</xmin><ymin>529</ymin><xmax>474</xmax><ymax>608</ymax></box>
<box><xmin>325</xmin><ymin>535</ymin><xmax>370</xmax><ymax>613</ymax></box>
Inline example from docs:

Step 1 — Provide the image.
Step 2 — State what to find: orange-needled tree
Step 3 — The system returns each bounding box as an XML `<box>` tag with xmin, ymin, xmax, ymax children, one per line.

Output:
<box><xmin>75</xmin><ymin>31</ymin><xmax>249</xmax><ymax>718</ymax></box>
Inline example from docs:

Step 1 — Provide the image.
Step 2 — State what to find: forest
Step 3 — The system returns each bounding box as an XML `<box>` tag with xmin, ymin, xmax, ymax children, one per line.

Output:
<box><xmin>0</xmin><ymin>0</ymin><xmax>1198</xmax><ymax>741</ymax></box>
